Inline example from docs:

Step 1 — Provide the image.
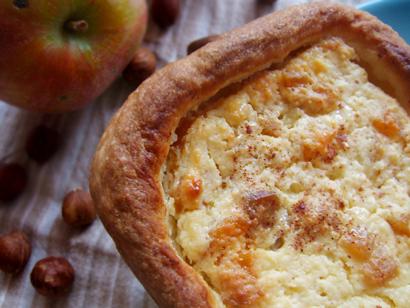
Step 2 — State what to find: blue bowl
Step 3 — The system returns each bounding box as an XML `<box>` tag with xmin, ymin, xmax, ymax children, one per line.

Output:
<box><xmin>358</xmin><ymin>0</ymin><xmax>410</xmax><ymax>43</ymax></box>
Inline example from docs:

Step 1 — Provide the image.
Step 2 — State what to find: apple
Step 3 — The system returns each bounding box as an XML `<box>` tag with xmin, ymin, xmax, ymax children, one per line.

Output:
<box><xmin>0</xmin><ymin>0</ymin><xmax>147</xmax><ymax>113</ymax></box>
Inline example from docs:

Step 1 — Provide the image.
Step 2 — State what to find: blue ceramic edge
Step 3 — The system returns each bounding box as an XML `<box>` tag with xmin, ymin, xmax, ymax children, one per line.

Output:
<box><xmin>357</xmin><ymin>0</ymin><xmax>410</xmax><ymax>43</ymax></box>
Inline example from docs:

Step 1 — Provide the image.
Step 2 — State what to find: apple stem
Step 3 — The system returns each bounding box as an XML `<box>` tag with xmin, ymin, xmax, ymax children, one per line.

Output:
<box><xmin>65</xmin><ymin>20</ymin><xmax>89</xmax><ymax>33</ymax></box>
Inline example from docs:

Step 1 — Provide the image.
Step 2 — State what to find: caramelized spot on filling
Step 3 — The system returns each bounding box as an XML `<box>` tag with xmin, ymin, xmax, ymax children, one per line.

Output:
<box><xmin>219</xmin><ymin>266</ymin><xmax>263</xmax><ymax>308</ymax></box>
<box><xmin>236</xmin><ymin>251</ymin><xmax>254</xmax><ymax>272</ymax></box>
<box><xmin>278</xmin><ymin>70</ymin><xmax>339</xmax><ymax>115</ymax></box>
<box><xmin>302</xmin><ymin>127</ymin><xmax>348</xmax><ymax>163</ymax></box>
<box><xmin>243</xmin><ymin>191</ymin><xmax>279</xmax><ymax>228</ymax></box>
<box><xmin>247</xmin><ymin>72</ymin><xmax>275</xmax><ymax>106</ymax></box>
<box><xmin>279</xmin><ymin>71</ymin><xmax>311</xmax><ymax>88</ymax></box>
<box><xmin>362</xmin><ymin>249</ymin><xmax>399</xmax><ymax>286</ymax></box>
<box><xmin>372</xmin><ymin>113</ymin><xmax>400</xmax><ymax>139</ymax></box>
<box><xmin>209</xmin><ymin>217</ymin><xmax>251</xmax><ymax>252</ymax></box>
<box><xmin>340</xmin><ymin>228</ymin><xmax>374</xmax><ymax>260</ymax></box>
<box><xmin>174</xmin><ymin>175</ymin><xmax>202</xmax><ymax>214</ymax></box>
<box><xmin>209</xmin><ymin>222</ymin><xmax>264</xmax><ymax>307</ymax></box>
<box><xmin>312</xmin><ymin>58</ymin><xmax>327</xmax><ymax>74</ymax></box>
<box><xmin>386</xmin><ymin>214</ymin><xmax>410</xmax><ymax>236</ymax></box>
<box><xmin>216</xmin><ymin>251</ymin><xmax>263</xmax><ymax>307</ymax></box>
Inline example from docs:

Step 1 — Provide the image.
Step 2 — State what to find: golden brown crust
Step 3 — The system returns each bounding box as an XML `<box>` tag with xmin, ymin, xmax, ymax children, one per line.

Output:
<box><xmin>89</xmin><ymin>2</ymin><xmax>410</xmax><ymax>307</ymax></box>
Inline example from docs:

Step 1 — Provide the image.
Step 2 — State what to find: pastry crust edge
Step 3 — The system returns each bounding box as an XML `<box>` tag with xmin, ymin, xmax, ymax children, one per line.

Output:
<box><xmin>89</xmin><ymin>2</ymin><xmax>410</xmax><ymax>307</ymax></box>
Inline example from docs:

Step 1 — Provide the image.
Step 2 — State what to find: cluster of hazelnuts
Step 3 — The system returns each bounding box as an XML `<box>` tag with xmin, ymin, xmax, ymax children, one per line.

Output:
<box><xmin>0</xmin><ymin>188</ymin><xmax>95</xmax><ymax>297</ymax></box>
<box><xmin>122</xmin><ymin>0</ymin><xmax>221</xmax><ymax>90</ymax></box>
<box><xmin>121</xmin><ymin>0</ymin><xmax>181</xmax><ymax>88</ymax></box>
<box><xmin>0</xmin><ymin>124</ymin><xmax>96</xmax><ymax>297</ymax></box>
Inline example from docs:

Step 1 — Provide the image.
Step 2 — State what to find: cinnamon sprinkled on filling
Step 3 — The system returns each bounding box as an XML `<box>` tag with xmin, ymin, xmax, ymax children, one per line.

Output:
<box><xmin>163</xmin><ymin>38</ymin><xmax>410</xmax><ymax>307</ymax></box>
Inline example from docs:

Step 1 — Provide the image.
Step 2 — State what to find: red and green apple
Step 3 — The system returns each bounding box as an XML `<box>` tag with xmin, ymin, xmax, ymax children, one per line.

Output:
<box><xmin>0</xmin><ymin>0</ymin><xmax>147</xmax><ymax>112</ymax></box>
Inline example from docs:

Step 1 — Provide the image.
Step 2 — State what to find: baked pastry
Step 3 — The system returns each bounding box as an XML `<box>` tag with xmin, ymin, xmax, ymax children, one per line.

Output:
<box><xmin>90</xmin><ymin>2</ymin><xmax>410</xmax><ymax>307</ymax></box>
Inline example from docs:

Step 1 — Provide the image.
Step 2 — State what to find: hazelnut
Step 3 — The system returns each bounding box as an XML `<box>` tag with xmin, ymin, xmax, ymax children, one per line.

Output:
<box><xmin>30</xmin><ymin>257</ymin><xmax>75</xmax><ymax>297</ymax></box>
<box><xmin>62</xmin><ymin>189</ymin><xmax>96</xmax><ymax>227</ymax></box>
<box><xmin>187</xmin><ymin>35</ymin><xmax>220</xmax><ymax>55</ymax></box>
<box><xmin>151</xmin><ymin>0</ymin><xmax>180</xmax><ymax>29</ymax></box>
<box><xmin>0</xmin><ymin>231</ymin><xmax>31</xmax><ymax>274</ymax></box>
<box><xmin>122</xmin><ymin>47</ymin><xmax>157</xmax><ymax>88</ymax></box>
<box><xmin>0</xmin><ymin>163</ymin><xmax>28</xmax><ymax>202</ymax></box>
<box><xmin>25</xmin><ymin>125</ymin><xmax>61</xmax><ymax>164</ymax></box>
<box><xmin>13</xmin><ymin>0</ymin><xmax>29</xmax><ymax>9</ymax></box>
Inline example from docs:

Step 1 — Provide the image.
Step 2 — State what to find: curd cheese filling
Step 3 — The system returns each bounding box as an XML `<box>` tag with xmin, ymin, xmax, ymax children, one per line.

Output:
<box><xmin>163</xmin><ymin>38</ymin><xmax>410</xmax><ymax>308</ymax></box>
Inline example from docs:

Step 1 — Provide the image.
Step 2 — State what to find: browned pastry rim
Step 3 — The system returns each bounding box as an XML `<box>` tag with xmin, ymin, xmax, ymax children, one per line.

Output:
<box><xmin>89</xmin><ymin>2</ymin><xmax>410</xmax><ymax>307</ymax></box>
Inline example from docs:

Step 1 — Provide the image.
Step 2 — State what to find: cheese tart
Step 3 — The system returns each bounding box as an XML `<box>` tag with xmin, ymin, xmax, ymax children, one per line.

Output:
<box><xmin>90</xmin><ymin>2</ymin><xmax>410</xmax><ymax>307</ymax></box>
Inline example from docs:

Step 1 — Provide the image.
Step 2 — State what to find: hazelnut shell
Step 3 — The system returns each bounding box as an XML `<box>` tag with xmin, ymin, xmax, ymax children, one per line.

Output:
<box><xmin>25</xmin><ymin>125</ymin><xmax>61</xmax><ymax>164</ymax></box>
<box><xmin>122</xmin><ymin>48</ymin><xmax>157</xmax><ymax>88</ymax></box>
<box><xmin>0</xmin><ymin>163</ymin><xmax>27</xmax><ymax>202</ymax></box>
<box><xmin>0</xmin><ymin>231</ymin><xmax>31</xmax><ymax>274</ymax></box>
<box><xmin>30</xmin><ymin>257</ymin><xmax>75</xmax><ymax>297</ymax></box>
<box><xmin>62</xmin><ymin>189</ymin><xmax>96</xmax><ymax>227</ymax></box>
<box><xmin>151</xmin><ymin>0</ymin><xmax>180</xmax><ymax>28</ymax></box>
